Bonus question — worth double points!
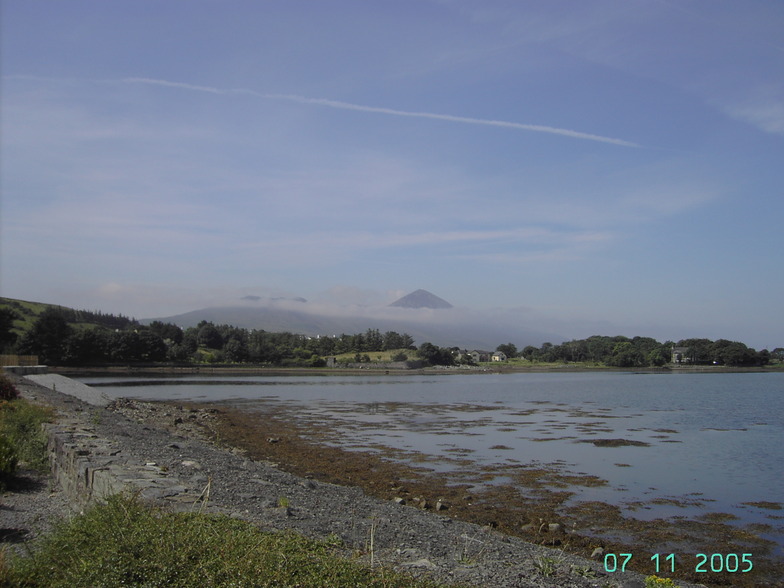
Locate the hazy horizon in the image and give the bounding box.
[2,2,782,350]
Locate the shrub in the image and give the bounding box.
[310,355,326,367]
[0,398,52,471]
[0,373,19,402]
[0,434,18,486]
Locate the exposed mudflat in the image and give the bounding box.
[181,399,782,587]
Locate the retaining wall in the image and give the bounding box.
[45,416,203,511]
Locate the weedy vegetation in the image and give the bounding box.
[533,554,561,577]
[0,375,53,488]
[0,493,450,587]
[644,576,679,588]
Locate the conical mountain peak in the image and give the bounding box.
[389,289,453,309]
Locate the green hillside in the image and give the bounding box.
[1,298,59,337]
[0,297,137,338]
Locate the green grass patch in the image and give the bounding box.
[645,576,679,587]
[0,396,53,474]
[0,297,52,337]
[332,349,412,363]
[2,494,448,587]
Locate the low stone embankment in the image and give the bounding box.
[12,373,681,588]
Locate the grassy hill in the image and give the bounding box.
[0,297,137,339]
[1,298,58,337]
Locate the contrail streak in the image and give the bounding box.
[122,77,639,147]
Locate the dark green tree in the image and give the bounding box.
[380,331,414,350]
[17,308,72,364]
[646,348,668,366]
[757,349,770,366]
[607,341,644,367]
[538,342,555,362]
[147,321,183,344]
[711,339,756,366]
[0,308,19,352]
[109,331,143,362]
[137,331,167,362]
[64,329,110,364]
[678,338,713,364]
[224,339,249,363]
[496,343,518,359]
[197,323,223,349]
[364,329,383,352]
[166,343,192,362]
[521,345,539,361]
[585,336,614,363]
[417,342,454,366]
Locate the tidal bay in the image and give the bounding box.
[84,371,784,573]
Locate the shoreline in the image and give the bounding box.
[9,372,783,586]
[186,397,783,587]
[3,373,672,588]
[52,362,784,378]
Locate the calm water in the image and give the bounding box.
[83,371,784,556]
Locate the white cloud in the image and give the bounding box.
[724,90,784,135]
[619,183,722,218]
[98,282,124,295]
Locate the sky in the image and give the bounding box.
[1,0,783,349]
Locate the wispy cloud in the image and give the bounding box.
[120,77,640,147]
[725,94,784,135]
[229,225,615,270]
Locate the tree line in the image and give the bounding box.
[515,335,774,367]
[4,307,417,366]
[2,307,779,368]
[415,336,777,368]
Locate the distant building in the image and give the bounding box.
[457,350,505,363]
[671,346,691,364]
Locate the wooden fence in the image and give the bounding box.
[0,355,40,367]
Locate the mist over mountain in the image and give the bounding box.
[145,290,562,350]
[241,295,308,303]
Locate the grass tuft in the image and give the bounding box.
[533,554,560,577]
[645,576,679,587]
[0,397,53,473]
[3,493,447,587]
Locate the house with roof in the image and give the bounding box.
[455,350,490,363]
[456,350,508,363]
[671,346,691,364]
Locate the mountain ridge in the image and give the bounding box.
[145,302,561,350]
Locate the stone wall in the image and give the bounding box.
[45,416,202,511]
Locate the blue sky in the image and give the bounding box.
[2,0,782,348]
